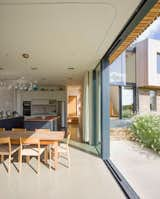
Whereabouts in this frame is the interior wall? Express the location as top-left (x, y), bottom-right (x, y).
top-left (110, 86), bottom-right (119, 117)
top-left (0, 80), bottom-right (17, 113)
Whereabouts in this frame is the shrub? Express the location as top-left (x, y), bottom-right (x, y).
top-left (122, 109), bottom-right (134, 118)
top-left (129, 113), bottom-right (160, 152)
top-left (122, 105), bottom-right (135, 118)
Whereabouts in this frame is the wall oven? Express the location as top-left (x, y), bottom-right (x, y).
top-left (23, 101), bottom-right (31, 116)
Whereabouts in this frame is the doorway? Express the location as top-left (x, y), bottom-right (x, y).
top-left (68, 96), bottom-right (77, 117)
top-left (67, 86), bottom-right (82, 142)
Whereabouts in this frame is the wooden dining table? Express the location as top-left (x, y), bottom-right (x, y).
top-left (0, 131), bottom-right (65, 170)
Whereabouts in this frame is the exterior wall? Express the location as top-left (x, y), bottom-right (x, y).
top-left (157, 91), bottom-right (160, 113)
top-left (138, 89), bottom-right (160, 114)
top-left (148, 39), bottom-right (160, 86)
top-left (138, 89), bottom-right (150, 113)
top-left (126, 51), bottom-right (136, 83)
top-left (135, 39), bottom-right (160, 113)
top-left (136, 39), bottom-right (148, 87)
top-left (136, 39), bottom-right (160, 87)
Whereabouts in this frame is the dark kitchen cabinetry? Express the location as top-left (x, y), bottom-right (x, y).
top-left (0, 117), bottom-right (24, 130)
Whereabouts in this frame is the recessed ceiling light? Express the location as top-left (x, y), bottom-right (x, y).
top-left (31, 67), bottom-right (38, 70)
top-left (22, 53), bottom-right (30, 59)
top-left (67, 66), bottom-right (75, 70)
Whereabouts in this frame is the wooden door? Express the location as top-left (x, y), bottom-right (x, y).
top-left (68, 96), bottom-right (77, 116)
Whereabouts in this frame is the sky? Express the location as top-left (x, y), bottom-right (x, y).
top-left (133, 17), bottom-right (160, 44)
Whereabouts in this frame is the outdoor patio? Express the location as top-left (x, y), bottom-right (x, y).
top-left (111, 139), bottom-right (160, 199)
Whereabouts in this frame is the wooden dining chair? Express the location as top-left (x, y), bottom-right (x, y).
top-left (0, 137), bottom-right (20, 174)
top-left (12, 128), bottom-right (26, 132)
top-left (35, 129), bottom-right (51, 166)
top-left (0, 128), bottom-right (5, 132)
top-left (19, 137), bottom-right (45, 174)
top-left (51, 131), bottom-right (71, 168)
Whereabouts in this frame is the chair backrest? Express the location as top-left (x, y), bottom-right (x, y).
top-left (12, 128), bottom-right (26, 132)
top-left (0, 137), bottom-right (11, 153)
top-left (0, 128), bottom-right (5, 132)
top-left (20, 137), bottom-right (39, 145)
top-left (66, 131), bottom-right (71, 145)
top-left (35, 129), bottom-right (50, 133)
top-left (20, 137), bottom-right (40, 155)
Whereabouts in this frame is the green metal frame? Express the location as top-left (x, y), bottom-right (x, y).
top-left (100, 1), bottom-right (158, 198)
top-left (103, 0), bottom-right (159, 61)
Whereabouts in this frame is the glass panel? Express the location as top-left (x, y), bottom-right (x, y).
top-left (110, 52), bottom-right (126, 85)
top-left (109, 17), bottom-right (160, 199)
top-left (122, 86), bottom-right (134, 118)
top-left (150, 90), bottom-right (157, 111)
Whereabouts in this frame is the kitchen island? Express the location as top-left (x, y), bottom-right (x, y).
top-left (24, 116), bottom-right (60, 131)
top-left (0, 116), bottom-right (24, 130)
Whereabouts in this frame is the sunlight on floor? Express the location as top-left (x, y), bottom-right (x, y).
top-left (111, 140), bottom-right (160, 199)
top-left (0, 147), bottom-right (125, 199)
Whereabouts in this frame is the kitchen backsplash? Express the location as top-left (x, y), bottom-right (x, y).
top-left (31, 104), bottom-right (57, 115)
top-left (0, 88), bottom-right (16, 112)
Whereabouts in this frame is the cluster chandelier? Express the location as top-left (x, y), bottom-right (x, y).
top-left (0, 77), bottom-right (38, 91)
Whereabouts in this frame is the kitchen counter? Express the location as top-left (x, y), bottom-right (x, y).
top-left (24, 115), bottom-right (60, 131)
top-left (25, 116), bottom-right (60, 122)
top-left (0, 116), bottom-right (24, 130)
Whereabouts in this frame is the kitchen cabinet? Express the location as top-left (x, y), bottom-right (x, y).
top-left (0, 117), bottom-right (24, 130)
top-left (17, 90), bottom-right (67, 115)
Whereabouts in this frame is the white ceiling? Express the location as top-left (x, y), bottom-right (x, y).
top-left (0, 0), bottom-right (141, 86)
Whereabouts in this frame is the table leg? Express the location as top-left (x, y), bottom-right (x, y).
top-left (26, 156), bottom-right (30, 164)
top-left (54, 142), bottom-right (58, 170)
top-left (44, 148), bottom-right (48, 164)
top-left (1, 155), bottom-right (4, 163)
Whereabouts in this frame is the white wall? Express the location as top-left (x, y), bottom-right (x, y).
top-left (0, 88), bottom-right (17, 112)
top-left (148, 39), bottom-right (160, 86)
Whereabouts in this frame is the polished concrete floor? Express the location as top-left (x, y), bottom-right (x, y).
top-left (111, 140), bottom-right (160, 199)
top-left (0, 147), bottom-right (125, 199)
top-left (68, 123), bottom-right (82, 142)
top-left (68, 123), bottom-right (99, 155)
